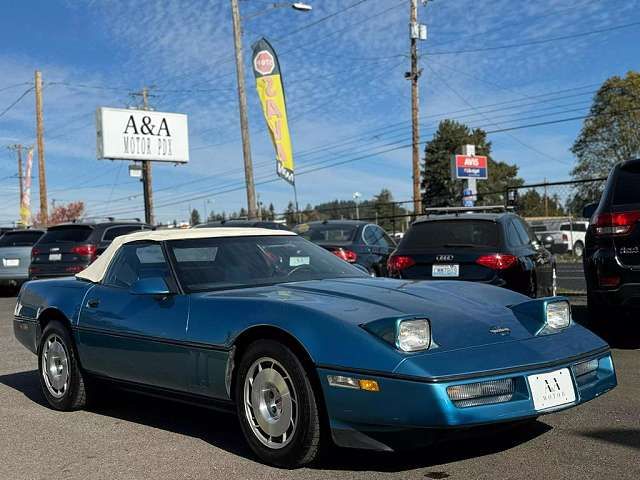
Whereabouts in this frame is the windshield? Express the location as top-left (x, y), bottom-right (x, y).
top-left (167, 235), bottom-right (366, 293)
top-left (613, 163), bottom-right (640, 206)
top-left (39, 226), bottom-right (93, 243)
top-left (0, 231), bottom-right (43, 247)
top-left (401, 220), bottom-right (499, 249)
top-left (294, 223), bottom-right (358, 243)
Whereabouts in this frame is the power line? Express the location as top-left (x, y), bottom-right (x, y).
top-left (92, 85), bottom-right (600, 211)
top-left (0, 87), bottom-right (34, 119)
top-left (427, 20), bottom-right (640, 56)
top-left (91, 105), bottom-right (640, 217)
top-left (0, 82), bottom-right (32, 93)
top-left (427, 62), bottom-right (572, 165)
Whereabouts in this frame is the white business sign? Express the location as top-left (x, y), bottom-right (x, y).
top-left (96, 107), bottom-right (189, 163)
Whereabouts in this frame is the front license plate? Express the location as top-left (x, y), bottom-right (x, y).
top-left (3, 259), bottom-right (19, 267)
top-left (48, 253), bottom-right (62, 262)
top-left (528, 368), bottom-right (576, 411)
top-left (432, 264), bottom-right (459, 277)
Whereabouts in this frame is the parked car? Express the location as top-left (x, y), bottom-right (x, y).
top-left (531, 224), bottom-right (567, 254)
top-left (583, 158), bottom-right (640, 322)
top-left (558, 220), bottom-right (589, 257)
top-left (29, 221), bottom-right (151, 279)
top-left (388, 208), bottom-right (557, 297)
top-left (195, 219), bottom-right (289, 230)
top-left (14, 227), bottom-right (616, 467)
top-left (293, 220), bottom-right (395, 276)
top-left (0, 229), bottom-right (44, 288)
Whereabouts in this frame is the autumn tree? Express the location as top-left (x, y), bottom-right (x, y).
top-left (34, 201), bottom-right (85, 227)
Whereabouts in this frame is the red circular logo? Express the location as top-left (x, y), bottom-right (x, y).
top-left (254, 50), bottom-right (275, 75)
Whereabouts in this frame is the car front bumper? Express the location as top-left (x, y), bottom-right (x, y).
top-left (319, 351), bottom-right (616, 451)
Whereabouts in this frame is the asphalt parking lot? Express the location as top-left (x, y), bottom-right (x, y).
top-left (557, 262), bottom-right (587, 294)
top-left (0, 294), bottom-right (638, 480)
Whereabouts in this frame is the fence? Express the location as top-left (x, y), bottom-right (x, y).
top-left (272, 177), bottom-right (608, 236)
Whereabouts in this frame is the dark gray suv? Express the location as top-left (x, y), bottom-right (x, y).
top-left (29, 221), bottom-right (151, 279)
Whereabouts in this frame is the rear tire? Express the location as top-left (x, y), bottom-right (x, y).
top-left (235, 340), bottom-right (322, 468)
top-left (38, 320), bottom-right (88, 411)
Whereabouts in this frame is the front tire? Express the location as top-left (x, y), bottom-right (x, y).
top-left (235, 340), bottom-right (322, 468)
top-left (38, 320), bottom-right (88, 411)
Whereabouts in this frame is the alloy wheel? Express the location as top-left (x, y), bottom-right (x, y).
top-left (243, 357), bottom-right (298, 450)
top-left (41, 334), bottom-right (69, 399)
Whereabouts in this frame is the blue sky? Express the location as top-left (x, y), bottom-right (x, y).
top-left (0, 0), bottom-right (639, 225)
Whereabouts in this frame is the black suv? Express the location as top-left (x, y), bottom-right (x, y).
top-left (29, 221), bottom-right (151, 279)
top-left (388, 208), bottom-right (556, 298)
top-left (583, 159), bottom-right (640, 321)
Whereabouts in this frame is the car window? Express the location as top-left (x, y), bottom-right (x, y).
top-left (39, 226), bottom-right (93, 243)
top-left (362, 225), bottom-right (379, 245)
top-left (560, 223), bottom-right (570, 230)
top-left (513, 219), bottom-right (533, 245)
top-left (294, 224), bottom-right (358, 243)
top-left (0, 231), bottom-right (43, 247)
top-left (103, 243), bottom-right (170, 289)
top-left (102, 225), bottom-right (146, 242)
top-left (168, 235), bottom-right (365, 293)
top-left (379, 230), bottom-right (396, 248)
top-left (401, 220), bottom-right (499, 249)
top-left (506, 221), bottom-right (524, 247)
top-left (613, 163), bottom-right (640, 206)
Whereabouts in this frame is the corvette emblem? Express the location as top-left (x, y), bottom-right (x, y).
top-left (489, 326), bottom-right (511, 335)
top-left (436, 254), bottom-right (454, 262)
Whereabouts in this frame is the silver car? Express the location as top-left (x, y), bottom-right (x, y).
top-left (0, 229), bottom-right (44, 288)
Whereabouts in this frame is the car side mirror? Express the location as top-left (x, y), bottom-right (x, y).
top-left (582, 203), bottom-right (598, 220)
top-left (130, 277), bottom-right (171, 295)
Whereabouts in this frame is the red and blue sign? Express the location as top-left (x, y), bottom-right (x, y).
top-left (454, 154), bottom-right (488, 179)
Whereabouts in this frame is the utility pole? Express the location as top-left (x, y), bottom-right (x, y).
top-left (410, 0), bottom-right (421, 216)
top-left (7, 144), bottom-right (23, 208)
top-left (35, 70), bottom-right (48, 225)
top-left (230, 0), bottom-right (258, 220)
top-left (131, 86), bottom-right (155, 225)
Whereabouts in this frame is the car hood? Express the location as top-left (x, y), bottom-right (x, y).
top-left (198, 277), bottom-right (538, 352)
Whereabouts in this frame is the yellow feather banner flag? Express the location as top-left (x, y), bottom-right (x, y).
top-left (252, 37), bottom-right (294, 185)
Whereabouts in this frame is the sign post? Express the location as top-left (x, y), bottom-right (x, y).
top-left (451, 145), bottom-right (488, 207)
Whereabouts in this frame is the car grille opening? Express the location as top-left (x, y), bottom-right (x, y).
top-left (447, 378), bottom-right (515, 408)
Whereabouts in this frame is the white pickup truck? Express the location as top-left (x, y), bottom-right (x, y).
top-left (558, 220), bottom-right (589, 257)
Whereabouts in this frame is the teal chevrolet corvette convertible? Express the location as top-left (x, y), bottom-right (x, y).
top-left (13, 228), bottom-right (616, 467)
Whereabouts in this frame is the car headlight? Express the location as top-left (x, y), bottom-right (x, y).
top-left (546, 300), bottom-right (571, 330)
top-left (396, 319), bottom-right (431, 352)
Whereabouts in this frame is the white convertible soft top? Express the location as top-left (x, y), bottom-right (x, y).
top-left (76, 227), bottom-right (295, 283)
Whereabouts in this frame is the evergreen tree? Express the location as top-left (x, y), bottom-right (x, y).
top-left (422, 120), bottom-right (523, 207)
top-left (190, 208), bottom-right (201, 226)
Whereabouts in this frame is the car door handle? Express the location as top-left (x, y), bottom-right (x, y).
top-left (86, 298), bottom-right (100, 308)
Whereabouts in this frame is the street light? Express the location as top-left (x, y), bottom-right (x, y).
top-left (353, 192), bottom-right (361, 220)
top-left (230, 0), bottom-right (312, 219)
